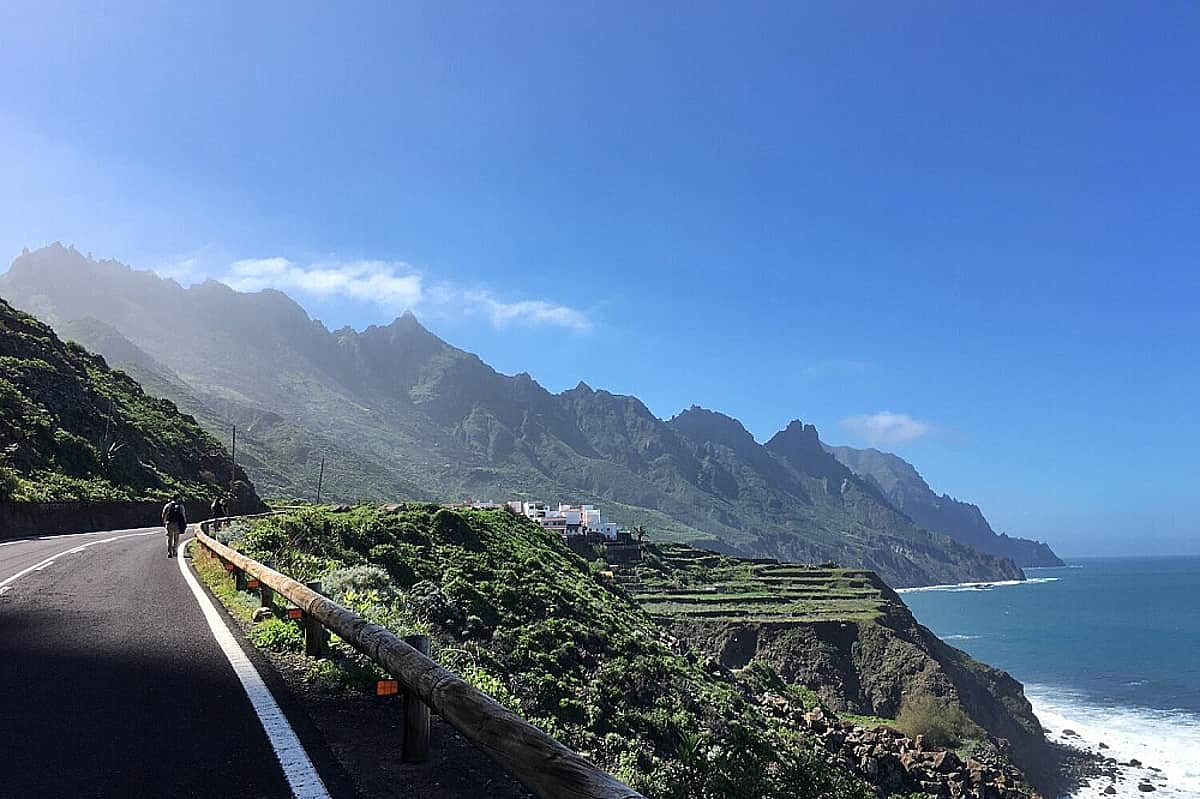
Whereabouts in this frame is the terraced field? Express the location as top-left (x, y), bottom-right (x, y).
top-left (626, 542), bottom-right (890, 623)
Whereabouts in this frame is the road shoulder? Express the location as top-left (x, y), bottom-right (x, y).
top-left (182, 536), bottom-right (363, 799)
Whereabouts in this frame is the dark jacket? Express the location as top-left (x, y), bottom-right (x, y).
top-left (162, 501), bottom-right (187, 527)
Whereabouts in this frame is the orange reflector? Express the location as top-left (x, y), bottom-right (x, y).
top-left (287, 608), bottom-right (303, 620)
top-left (223, 563), bottom-right (235, 571)
top-left (247, 579), bottom-right (260, 589)
top-left (376, 680), bottom-right (399, 696)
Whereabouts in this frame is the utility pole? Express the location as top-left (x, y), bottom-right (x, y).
top-left (315, 456), bottom-right (325, 504)
top-left (230, 425), bottom-right (237, 496)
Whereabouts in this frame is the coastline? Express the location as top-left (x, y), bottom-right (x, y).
top-left (898, 558), bottom-right (1200, 798)
top-left (1029, 687), bottom-right (1200, 798)
top-left (895, 576), bottom-right (1060, 594)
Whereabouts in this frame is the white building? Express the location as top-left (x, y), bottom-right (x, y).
top-left (509, 500), bottom-right (620, 540)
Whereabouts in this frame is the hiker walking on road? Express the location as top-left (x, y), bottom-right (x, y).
top-left (162, 496), bottom-right (187, 558)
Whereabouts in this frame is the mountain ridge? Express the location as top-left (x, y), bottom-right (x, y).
top-left (0, 244), bottom-right (1026, 587)
top-left (823, 444), bottom-right (1063, 568)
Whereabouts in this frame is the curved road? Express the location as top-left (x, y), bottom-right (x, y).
top-left (0, 526), bottom-right (343, 798)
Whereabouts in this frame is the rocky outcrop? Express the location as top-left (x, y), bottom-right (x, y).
top-left (786, 705), bottom-right (1036, 798)
top-left (672, 572), bottom-right (1057, 793)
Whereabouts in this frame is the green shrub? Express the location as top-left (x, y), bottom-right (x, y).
top-left (0, 466), bottom-right (18, 501)
top-left (305, 657), bottom-right (380, 694)
top-left (212, 519), bottom-right (251, 545)
top-left (894, 694), bottom-right (979, 748)
top-left (249, 617), bottom-right (304, 652)
top-left (408, 580), bottom-right (466, 631)
top-left (324, 564), bottom-right (396, 603)
top-left (369, 543), bottom-right (418, 587)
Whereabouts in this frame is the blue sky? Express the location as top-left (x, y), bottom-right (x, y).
top-left (1, 2), bottom-right (1197, 555)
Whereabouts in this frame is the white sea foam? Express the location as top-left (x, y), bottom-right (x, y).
top-left (943, 634), bottom-right (981, 641)
top-left (896, 576), bottom-right (1060, 594)
top-left (1027, 685), bottom-right (1200, 798)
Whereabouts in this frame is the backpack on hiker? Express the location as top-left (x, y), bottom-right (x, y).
top-left (162, 498), bottom-right (187, 558)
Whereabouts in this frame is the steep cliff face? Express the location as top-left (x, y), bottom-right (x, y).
top-left (824, 444), bottom-right (1063, 568)
top-left (670, 576), bottom-right (1057, 790)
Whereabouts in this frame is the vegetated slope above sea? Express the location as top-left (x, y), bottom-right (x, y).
top-left (630, 542), bottom-right (1059, 794)
top-left (824, 444), bottom-right (1062, 568)
top-left (0, 244), bottom-right (1020, 588)
top-left (0, 295), bottom-right (258, 506)
top-left (231, 504), bottom-right (873, 799)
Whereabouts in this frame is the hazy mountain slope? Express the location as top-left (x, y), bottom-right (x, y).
top-left (54, 316), bottom-right (431, 503)
top-left (824, 444), bottom-right (1063, 568)
top-left (0, 295), bottom-right (257, 506)
top-left (0, 245), bottom-right (1023, 587)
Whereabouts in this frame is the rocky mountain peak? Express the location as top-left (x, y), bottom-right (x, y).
top-left (765, 420), bottom-right (850, 481)
top-left (771, 419), bottom-right (822, 447)
top-left (355, 310), bottom-right (449, 353)
top-left (668, 406), bottom-right (757, 450)
top-left (391, 308), bottom-right (426, 331)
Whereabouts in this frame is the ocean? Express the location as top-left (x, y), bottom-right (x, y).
top-left (898, 556), bottom-right (1200, 798)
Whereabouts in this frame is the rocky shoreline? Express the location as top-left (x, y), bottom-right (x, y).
top-left (778, 702), bottom-right (1177, 799)
top-left (1044, 725), bottom-right (1175, 797)
top-left (777, 702), bottom-right (1038, 798)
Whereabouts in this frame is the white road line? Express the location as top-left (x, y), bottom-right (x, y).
top-left (0, 530), bottom-right (160, 589)
top-left (177, 539), bottom-right (331, 799)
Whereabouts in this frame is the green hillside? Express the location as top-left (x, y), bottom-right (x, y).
top-left (0, 295), bottom-right (256, 504)
top-left (226, 505), bottom-right (871, 799)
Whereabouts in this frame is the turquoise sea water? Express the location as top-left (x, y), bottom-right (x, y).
top-left (899, 557), bottom-right (1200, 798)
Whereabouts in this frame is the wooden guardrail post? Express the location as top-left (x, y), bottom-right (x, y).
top-left (402, 634), bottom-right (431, 762)
top-left (234, 566), bottom-right (247, 592)
top-left (260, 583), bottom-right (274, 609)
top-left (304, 581), bottom-right (328, 657)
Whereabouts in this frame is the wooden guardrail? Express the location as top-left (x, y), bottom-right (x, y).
top-left (192, 523), bottom-right (645, 799)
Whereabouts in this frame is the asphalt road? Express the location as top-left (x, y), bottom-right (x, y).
top-left (0, 526), bottom-right (336, 798)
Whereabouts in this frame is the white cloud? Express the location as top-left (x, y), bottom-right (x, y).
top-left (841, 411), bottom-right (932, 446)
top-left (465, 291), bottom-right (592, 332)
top-left (223, 257), bottom-right (424, 312)
top-left (214, 256), bottom-right (590, 332)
